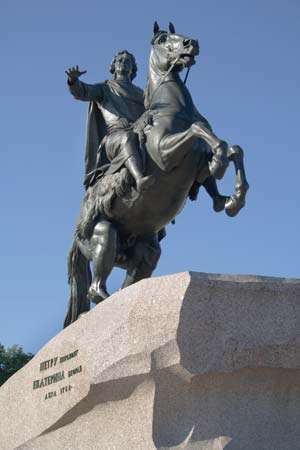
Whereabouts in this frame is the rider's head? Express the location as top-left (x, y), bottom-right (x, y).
top-left (110, 50), bottom-right (137, 81)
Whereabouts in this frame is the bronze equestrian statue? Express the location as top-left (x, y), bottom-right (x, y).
top-left (64, 22), bottom-right (249, 327)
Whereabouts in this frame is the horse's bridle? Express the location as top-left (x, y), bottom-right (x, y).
top-left (148, 56), bottom-right (191, 108)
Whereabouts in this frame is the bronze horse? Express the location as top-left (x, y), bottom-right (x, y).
top-left (64, 23), bottom-right (248, 327)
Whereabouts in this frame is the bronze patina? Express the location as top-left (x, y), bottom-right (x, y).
top-left (64, 23), bottom-right (249, 327)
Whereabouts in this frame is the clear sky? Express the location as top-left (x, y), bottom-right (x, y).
top-left (1, 0), bottom-right (299, 354)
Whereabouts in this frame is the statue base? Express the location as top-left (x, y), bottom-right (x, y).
top-left (0, 272), bottom-right (299, 450)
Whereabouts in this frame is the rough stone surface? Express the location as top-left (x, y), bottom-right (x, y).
top-left (0, 272), bottom-right (299, 450)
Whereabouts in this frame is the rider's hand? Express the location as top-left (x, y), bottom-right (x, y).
top-left (65, 65), bottom-right (87, 84)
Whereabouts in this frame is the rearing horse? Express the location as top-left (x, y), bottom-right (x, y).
top-left (64, 23), bottom-right (249, 327)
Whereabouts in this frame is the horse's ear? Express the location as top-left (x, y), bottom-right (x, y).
top-left (169, 22), bottom-right (176, 34)
top-left (153, 21), bottom-right (160, 35)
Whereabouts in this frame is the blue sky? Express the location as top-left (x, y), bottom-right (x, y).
top-left (1, 0), bottom-right (299, 354)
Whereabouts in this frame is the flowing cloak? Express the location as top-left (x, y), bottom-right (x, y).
top-left (82, 80), bottom-right (145, 189)
top-left (68, 78), bottom-right (167, 242)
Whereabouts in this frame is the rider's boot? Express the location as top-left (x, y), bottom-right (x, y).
top-left (125, 156), bottom-right (155, 192)
top-left (136, 175), bottom-right (155, 192)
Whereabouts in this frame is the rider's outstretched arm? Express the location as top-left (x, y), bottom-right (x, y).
top-left (68, 79), bottom-right (104, 102)
top-left (65, 65), bottom-right (104, 102)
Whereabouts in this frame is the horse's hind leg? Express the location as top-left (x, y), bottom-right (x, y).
top-left (122, 234), bottom-right (161, 288)
top-left (88, 220), bottom-right (117, 304)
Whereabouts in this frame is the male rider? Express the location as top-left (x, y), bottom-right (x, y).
top-left (66, 50), bottom-right (227, 211)
top-left (66, 50), bottom-right (153, 192)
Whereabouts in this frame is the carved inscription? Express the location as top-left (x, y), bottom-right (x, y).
top-left (32, 349), bottom-right (82, 401)
top-left (33, 370), bottom-right (65, 389)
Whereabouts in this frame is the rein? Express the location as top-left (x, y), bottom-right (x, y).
top-left (147, 57), bottom-right (192, 107)
top-left (147, 57), bottom-right (179, 107)
top-left (183, 67), bottom-right (191, 85)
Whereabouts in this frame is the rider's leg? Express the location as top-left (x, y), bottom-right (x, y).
top-left (203, 176), bottom-right (229, 212)
top-left (122, 234), bottom-right (161, 288)
top-left (122, 133), bottom-right (155, 191)
top-left (125, 155), bottom-right (154, 191)
top-left (88, 220), bottom-right (117, 304)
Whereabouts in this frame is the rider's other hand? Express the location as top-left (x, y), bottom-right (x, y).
top-left (65, 65), bottom-right (87, 82)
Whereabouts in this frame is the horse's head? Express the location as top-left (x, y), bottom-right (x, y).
top-left (150, 22), bottom-right (199, 74)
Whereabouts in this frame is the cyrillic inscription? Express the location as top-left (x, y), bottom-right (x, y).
top-left (68, 365), bottom-right (82, 378)
top-left (32, 349), bottom-right (83, 401)
top-left (60, 349), bottom-right (78, 364)
top-left (40, 357), bottom-right (58, 371)
top-left (33, 371), bottom-right (65, 389)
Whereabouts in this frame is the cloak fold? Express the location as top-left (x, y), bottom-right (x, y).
top-left (83, 80), bottom-right (145, 189)
top-left (83, 101), bottom-right (109, 189)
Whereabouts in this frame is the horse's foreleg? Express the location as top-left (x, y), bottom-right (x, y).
top-left (225, 145), bottom-right (249, 217)
top-left (191, 122), bottom-right (229, 180)
top-left (122, 235), bottom-right (161, 289)
top-left (88, 220), bottom-right (117, 304)
top-left (203, 176), bottom-right (230, 212)
top-left (159, 122), bottom-right (229, 179)
top-left (158, 128), bottom-right (199, 171)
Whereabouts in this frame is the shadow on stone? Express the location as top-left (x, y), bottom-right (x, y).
top-left (40, 374), bottom-right (147, 436)
top-left (151, 274), bottom-right (300, 449)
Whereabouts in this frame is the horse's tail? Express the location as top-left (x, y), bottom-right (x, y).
top-left (63, 238), bottom-right (91, 328)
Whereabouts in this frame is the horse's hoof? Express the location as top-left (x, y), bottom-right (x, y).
top-left (87, 286), bottom-right (109, 305)
top-left (225, 194), bottom-right (246, 217)
top-left (213, 195), bottom-right (229, 213)
top-left (228, 145), bottom-right (244, 161)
